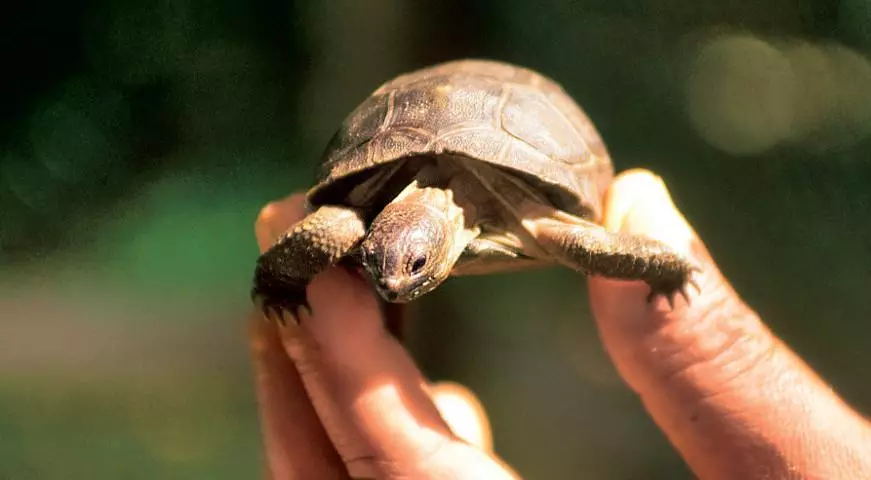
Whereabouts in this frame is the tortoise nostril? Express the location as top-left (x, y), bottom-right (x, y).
top-left (378, 277), bottom-right (401, 291)
top-left (375, 279), bottom-right (401, 302)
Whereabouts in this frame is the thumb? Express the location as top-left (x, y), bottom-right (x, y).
top-left (587, 169), bottom-right (871, 480)
top-left (587, 168), bottom-right (763, 396)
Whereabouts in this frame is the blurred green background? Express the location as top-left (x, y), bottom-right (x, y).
top-left (2, 0), bottom-right (870, 478)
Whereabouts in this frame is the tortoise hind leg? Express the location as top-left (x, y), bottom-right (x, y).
top-left (452, 235), bottom-right (550, 276)
top-left (252, 205), bottom-right (367, 323)
top-left (528, 217), bottom-right (698, 305)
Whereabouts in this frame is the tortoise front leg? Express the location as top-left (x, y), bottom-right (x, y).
top-left (252, 205), bottom-right (367, 322)
top-left (529, 217), bottom-right (698, 305)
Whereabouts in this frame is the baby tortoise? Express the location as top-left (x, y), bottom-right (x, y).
top-left (253, 59), bottom-right (698, 321)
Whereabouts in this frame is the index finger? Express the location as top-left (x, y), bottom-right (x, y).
top-left (588, 169), bottom-right (871, 480)
top-left (250, 194), bottom-right (350, 479)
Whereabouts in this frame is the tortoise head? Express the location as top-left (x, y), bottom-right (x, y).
top-left (360, 187), bottom-right (467, 302)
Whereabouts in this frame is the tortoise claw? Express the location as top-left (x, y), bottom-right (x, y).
top-left (646, 287), bottom-right (688, 310)
top-left (646, 267), bottom-right (701, 310)
top-left (252, 287), bottom-right (310, 326)
top-left (270, 305), bottom-right (295, 326)
top-left (683, 264), bottom-right (703, 299)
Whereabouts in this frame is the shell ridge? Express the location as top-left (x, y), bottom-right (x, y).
top-left (425, 125), bottom-right (495, 151)
top-left (548, 100), bottom-right (591, 163)
top-left (494, 85), bottom-right (512, 130)
top-left (381, 90), bottom-right (397, 131)
top-left (496, 116), bottom-right (553, 159)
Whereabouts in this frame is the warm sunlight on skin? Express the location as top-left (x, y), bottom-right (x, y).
top-left (249, 169), bottom-right (871, 480)
top-left (429, 382), bottom-right (493, 452)
top-left (600, 170), bottom-right (696, 258)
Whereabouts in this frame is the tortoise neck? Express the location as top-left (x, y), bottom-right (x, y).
top-left (391, 182), bottom-right (459, 221)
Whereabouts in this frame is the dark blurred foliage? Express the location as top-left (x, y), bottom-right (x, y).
top-left (1, 1), bottom-right (870, 478)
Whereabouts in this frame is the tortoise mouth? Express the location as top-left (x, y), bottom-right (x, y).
top-left (373, 276), bottom-right (431, 303)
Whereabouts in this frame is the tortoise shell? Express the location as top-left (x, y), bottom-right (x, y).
top-left (308, 59), bottom-right (615, 221)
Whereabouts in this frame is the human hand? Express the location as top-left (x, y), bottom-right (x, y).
top-left (248, 169), bottom-right (871, 479)
top-left (249, 192), bottom-right (515, 479)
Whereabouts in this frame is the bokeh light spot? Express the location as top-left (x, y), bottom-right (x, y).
top-left (1, 151), bottom-right (58, 214)
top-left (782, 41), bottom-right (839, 148)
top-left (783, 41), bottom-right (871, 152)
top-left (685, 34), bottom-right (796, 155)
top-left (28, 76), bottom-right (128, 184)
top-left (818, 43), bottom-right (871, 149)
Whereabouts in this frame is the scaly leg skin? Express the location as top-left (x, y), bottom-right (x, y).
top-left (251, 205), bottom-right (367, 323)
top-left (530, 218), bottom-right (699, 307)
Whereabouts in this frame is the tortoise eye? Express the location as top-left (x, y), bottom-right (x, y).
top-left (410, 255), bottom-right (427, 274)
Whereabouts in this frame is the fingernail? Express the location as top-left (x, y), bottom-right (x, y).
top-left (254, 193), bottom-right (308, 252)
top-left (255, 202), bottom-right (283, 251)
top-left (607, 170), bottom-right (695, 256)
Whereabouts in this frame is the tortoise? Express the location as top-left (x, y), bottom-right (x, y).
top-left (252, 59), bottom-right (697, 321)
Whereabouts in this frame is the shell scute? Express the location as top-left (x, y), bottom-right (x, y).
top-left (501, 87), bottom-right (591, 167)
top-left (309, 59), bottom-right (614, 219)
